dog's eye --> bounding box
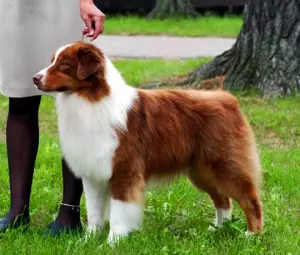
[59,63,70,72]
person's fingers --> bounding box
[91,15,105,40]
[83,16,94,37]
[82,27,89,35]
[91,18,101,40]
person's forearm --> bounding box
[80,0,105,40]
[80,0,93,4]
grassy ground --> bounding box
[0,59,300,255]
[104,15,242,38]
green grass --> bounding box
[114,58,209,86]
[104,15,243,38]
[0,59,300,255]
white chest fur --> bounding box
[55,59,138,182]
[55,95,117,181]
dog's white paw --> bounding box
[107,232,125,246]
[84,232,92,243]
[84,226,98,243]
[208,225,217,232]
[245,230,254,237]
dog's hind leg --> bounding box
[236,191,263,235]
[187,167,232,230]
[213,165,263,235]
[207,192,232,231]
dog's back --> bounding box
[118,88,256,177]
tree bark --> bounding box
[144,0,300,98]
[148,0,198,19]
[191,0,300,97]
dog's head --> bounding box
[33,42,109,100]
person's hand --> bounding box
[80,1,105,41]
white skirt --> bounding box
[0,0,84,97]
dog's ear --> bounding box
[77,47,101,80]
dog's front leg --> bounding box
[82,178,108,238]
[107,169,145,245]
[108,199,143,245]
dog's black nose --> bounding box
[33,73,43,85]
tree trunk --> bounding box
[148,0,198,19]
[189,0,300,97]
[144,0,300,98]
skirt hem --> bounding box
[0,85,43,98]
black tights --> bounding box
[6,96,83,226]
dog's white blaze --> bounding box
[37,44,72,78]
[108,199,143,244]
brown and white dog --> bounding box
[33,42,263,244]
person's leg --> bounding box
[0,96,41,231]
[0,96,83,234]
[47,158,83,234]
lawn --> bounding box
[0,59,300,255]
[104,15,242,38]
